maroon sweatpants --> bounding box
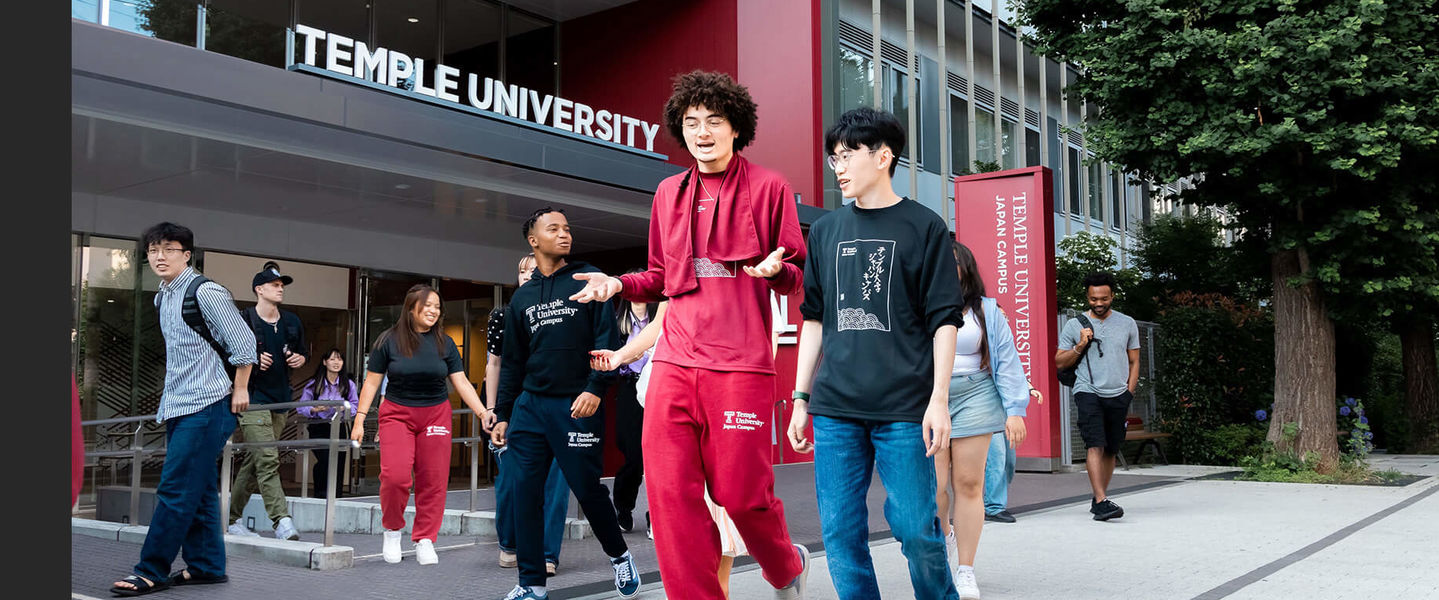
[643,362,802,599]
[377,400,453,542]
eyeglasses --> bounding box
[826,149,878,171]
[682,116,728,132]
[145,247,187,259]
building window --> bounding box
[295,0,370,64]
[837,45,874,113]
[113,0,198,46]
[444,0,501,83]
[73,0,101,22]
[1110,171,1124,231]
[1067,147,1082,215]
[505,7,558,97]
[949,94,970,173]
[1025,127,1040,168]
[377,0,440,90]
[205,0,289,68]
[1088,159,1102,223]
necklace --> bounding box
[697,175,716,201]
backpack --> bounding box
[1057,313,1095,388]
[171,275,236,379]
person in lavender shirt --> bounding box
[296,348,359,497]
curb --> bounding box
[72,518,354,570]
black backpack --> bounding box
[172,275,236,379]
[1057,313,1095,388]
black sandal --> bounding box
[170,569,229,586]
[110,574,170,597]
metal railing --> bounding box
[80,401,505,547]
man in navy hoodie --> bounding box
[491,207,640,600]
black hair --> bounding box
[663,70,759,152]
[522,207,566,240]
[140,222,195,263]
[303,348,354,403]
[1082,271,1117,295]
[952,240,990,370]
[823,107,907,177]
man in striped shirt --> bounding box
[111,222,257,597]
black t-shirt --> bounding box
[800,198,963,422]
[245,308,307,406]
[367,329,465,407]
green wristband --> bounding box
[791,390,810,401]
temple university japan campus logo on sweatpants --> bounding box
[836,239,896,332]
[425,425,450,437]
[567,431,599,448]
[722,410,765,432]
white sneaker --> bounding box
[954,567,981,600]
[945,530,959,570]
[415,538,438,565]
[774,543,809,599]
[273,516,300,541]
[227,522,260,537]
[382,530,403,563]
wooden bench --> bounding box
[1118,415,1172,469]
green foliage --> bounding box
[1131,215,1269,305]
[1055,231,1142,314]
[954,160,1004,177]
[1196,423,1269,466]
[1153,293,1275,463]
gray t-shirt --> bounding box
[1058,310,1140,397]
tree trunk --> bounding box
[1400,320,1439,443]
[1267,249,1340,472]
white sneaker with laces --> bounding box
[227,522,260,537]
[382,529,403,564]
[945,530,959,570]
[415,538,438,565]
[954,567,982,600]
[274,516,300,541]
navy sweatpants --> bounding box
[507,391,628,587]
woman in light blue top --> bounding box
[934,240,1032,598]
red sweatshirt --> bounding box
[619,154,806,374]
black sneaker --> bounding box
[1092,499,1124,521]
[617,511,634,533]
[985,510,1017,523]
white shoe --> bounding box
[415,538,438,565]
[954,567,981,600]
[945,530,959,569]
[382,530,403,563]
[227,522,260,537]
[274,516,300,541]
[774,543,809,599]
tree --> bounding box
[1055,231,1144,316]
[1021,0,1439,471]
[1131,214,1269,306]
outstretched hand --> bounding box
[742,247,787,279]
[570,272,622,303]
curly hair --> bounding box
[662,70,759,152]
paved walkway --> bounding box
[72,456,1438,600]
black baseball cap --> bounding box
[252,262,294,288]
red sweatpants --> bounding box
[377,400,453,542]
[643,362,801,598]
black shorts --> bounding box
[1074,390,1132,456]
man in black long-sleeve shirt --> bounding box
[490,207,640,600]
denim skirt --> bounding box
[948,372,1007,439]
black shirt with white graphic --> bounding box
[800,198,963,422]
[495,261,622,423]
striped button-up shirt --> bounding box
[154,267,257,423]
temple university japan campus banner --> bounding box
[955,166,1062,470]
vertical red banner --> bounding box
[954,167,1061,469]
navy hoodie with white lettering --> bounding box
[496,260,622,423]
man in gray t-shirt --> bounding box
[1054,272,1140,522]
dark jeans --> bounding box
[508,391,628,587]
[133,399,238,583]
[612,373,645,515]
[493,440,569,565]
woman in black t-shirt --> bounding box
[350,284,492,566]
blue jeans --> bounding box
[492,440,569,565]
[813,415,959,600]
[983,432,1016,515]
[133,399,237,583]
